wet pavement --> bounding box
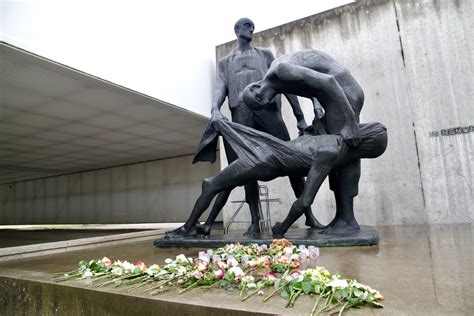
[1,224,473,315]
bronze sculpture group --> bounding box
[165,18,387,239]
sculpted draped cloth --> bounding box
[193,119,387,175]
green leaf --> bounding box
[371,300,384,308]
[341,289,349,298]
[314,284,322,294]
[293,282,303,290]
[302,282,313,294]
[275,279,281,287]
[281,289,290,299]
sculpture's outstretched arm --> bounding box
[211,61,229,122]
[284,93,308,134]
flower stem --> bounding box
[148,276,182,295]
[338,301,350,316]
[179,281,199,294]
[263,287,282,302]
[199,281,220,289]
[127,279,153,293]
[286,289,296,308]
[97,275,128,287]
[119,275,147,286]
[239,285,246,298]
[144,280,167,293]
[90,275,109,284]
[318,292,334,314]
[323,301,342,314]
[242,286,262,301]
[52,271,82,282]
[54,269,79,276]
[311,294,323,316]
[288,290,302,307]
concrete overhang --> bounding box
[0,42,209,185]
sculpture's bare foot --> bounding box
[321,219,360,234]
[271,222,287,237]
[196,223,211,236]
[304,212,325,229]
[243,223,260,236]
[164,225,197,239]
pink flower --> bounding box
[197,263,207,271]
[291,261,300,268]
[264,272,277,280]
[101,257,112,267]
[256,257,271,267]
[217,261,228,270]
[290,271,300,277]
[214,268,224,279]
[277,256,290,264]
[193,271,203,279]
[374,291,384,301]
[134,260,146,272]
[195,259,208,271]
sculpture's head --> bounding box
[234,18,255,42]
[243,82,276,111]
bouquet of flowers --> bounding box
[54,239,383,315]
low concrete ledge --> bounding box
[0,276,272,316]
[0,230,165,262]
[0,223,184,231]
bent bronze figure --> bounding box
[166,49,387,238]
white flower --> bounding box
[112,266,123,276]
[82,269,93,279]
[291,254,300,261]
[327,279,349,289]
[164,258,173,264]
[227,257,238,267]
[177,266,188,275]
[175,254,188,263]
[228,266,244,277]
[241,275,255,284]
[146,264,160,276]
[121,261,135,272]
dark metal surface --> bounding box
[156,226,378,248]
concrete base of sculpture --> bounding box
[154,226,379,248]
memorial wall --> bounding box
[218,0,473,227]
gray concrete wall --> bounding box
[217,0,473,228]
[0,155,220,224]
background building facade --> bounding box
[218,0,473,227]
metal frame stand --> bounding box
[224,185,280,234]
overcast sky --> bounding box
[1,0,353,116]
